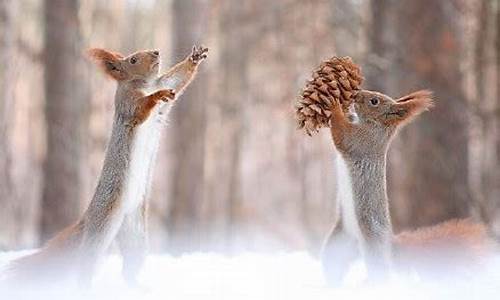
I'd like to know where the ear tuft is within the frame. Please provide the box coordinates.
[388,90,434,126]
[398,89,434,114]
[86,48,124,61]
[86,48,127,81]
[397,90,433,106]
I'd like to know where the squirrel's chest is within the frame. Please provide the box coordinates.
[335,152,362,239]
[122,111,163,213]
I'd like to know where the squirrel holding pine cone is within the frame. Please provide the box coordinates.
[296,56,496,285]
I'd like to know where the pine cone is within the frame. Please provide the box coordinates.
[296,56,363,135]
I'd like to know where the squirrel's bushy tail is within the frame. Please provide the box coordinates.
[393,219,495,277]
[1,221,84,287]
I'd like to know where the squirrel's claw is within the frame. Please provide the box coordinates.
[190,45,209,64]
[158,89,175,102]
[331,97,342,112]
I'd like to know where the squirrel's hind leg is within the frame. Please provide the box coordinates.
[78,204,126,288]
[358,226,393,284]
[321,218,360,287]
[116,201,148,287]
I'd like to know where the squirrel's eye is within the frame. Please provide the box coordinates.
[130,57,137,64]
[369,97,379,106]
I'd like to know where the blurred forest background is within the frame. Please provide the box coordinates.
[0,0,499,255]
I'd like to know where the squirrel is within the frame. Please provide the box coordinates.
[1,46,208,288]
[321,90,495,285]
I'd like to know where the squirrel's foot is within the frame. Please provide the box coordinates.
[122,275,152,294]
[190,45,208,64]
[157,89,175,102]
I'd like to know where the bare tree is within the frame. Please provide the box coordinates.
[391,1,472,229]
[366,0,476,230]
[365,0,411,228]
[166,0,210,254]
[467,0,500,235]
[40,0,89,242]
[364,0,399,92]
[217,0,249,250]
[494,1,500,236]
[201,0,252,252]
[330,0,366,60]
[0,0,17,249]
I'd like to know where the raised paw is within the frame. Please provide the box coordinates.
[331,97,343,113]
[190,45,209,64]
[157,89,175,102]
[329,96,346,125]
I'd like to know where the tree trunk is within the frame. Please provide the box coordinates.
[218,2,247,251]
[394,0,472,228]
[330,0,366,60]
[466,0,500,228]
[40,0,89,243]
[495,1,500,236]
[0,0,17,249]
[166,0,210,254]
[202,0,249,252]
[367,0,473,230]
[364,0,399,92]
[365,0,413,229]
[449,0,500,239]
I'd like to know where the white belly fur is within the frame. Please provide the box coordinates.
[335,150,362,239]
[122,102,170,213]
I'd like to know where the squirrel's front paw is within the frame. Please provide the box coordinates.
[329,97,341,112]
[190,45,208,64]
[157,89,175,102]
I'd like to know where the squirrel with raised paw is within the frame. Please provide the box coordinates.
[2,46,208,289]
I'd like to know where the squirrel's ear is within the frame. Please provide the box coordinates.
[386,90,433,126]
[87,48,128,81]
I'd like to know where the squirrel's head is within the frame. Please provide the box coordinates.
[87,48,160,82]
[352,89,433,134]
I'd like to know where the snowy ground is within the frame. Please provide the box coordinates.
[1,251,499,300]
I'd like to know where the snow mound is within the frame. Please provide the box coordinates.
[1,251,499,300]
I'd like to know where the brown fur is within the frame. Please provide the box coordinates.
[132,89,175,126]
[385,90,434,126]
[394,219,494,275]
[87,48,127,80]
[395,219,489,251]
[3,222,84,286]
[329,90,433,156]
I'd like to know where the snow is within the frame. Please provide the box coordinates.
[1,251,499,300]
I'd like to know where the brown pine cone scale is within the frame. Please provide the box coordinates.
[295,56,363,135]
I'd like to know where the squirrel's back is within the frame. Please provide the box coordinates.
[393,219,495,277]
